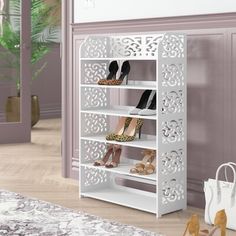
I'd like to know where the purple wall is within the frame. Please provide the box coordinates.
[31,44,61,119]
[0,44,61,122]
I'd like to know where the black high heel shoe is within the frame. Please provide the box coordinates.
[139,93,156,116]
[98,61,119,85]
[129,90,152,115]
[102,61,130,86]
[114,61,130,85]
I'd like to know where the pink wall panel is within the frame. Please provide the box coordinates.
[187,33,226,207]
[0,45,61,122]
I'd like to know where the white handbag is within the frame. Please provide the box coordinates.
[204,162,236,230]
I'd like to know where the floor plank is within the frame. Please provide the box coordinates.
[0,119,234,235]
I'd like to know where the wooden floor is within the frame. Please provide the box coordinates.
[0,118,234,236]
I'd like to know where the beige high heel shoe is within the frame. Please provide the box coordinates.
[105,145,122,168]
[94,144,114,166]
[130,149,155,174]
[200,210,227,236]
[183,214,200,236]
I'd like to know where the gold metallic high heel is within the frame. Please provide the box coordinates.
[139,155,156,175]
[115,118,143,142]
[130,149,155,174]
[106,117,132,141]
[200,210,227,236]
[183,214,200,236]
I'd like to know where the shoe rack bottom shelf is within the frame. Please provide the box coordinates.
[81,187,156,214]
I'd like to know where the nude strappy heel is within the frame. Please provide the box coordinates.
[139,156,156,175]
[94,144,114,166]
[130,149,155,174]
[105,145,122,168]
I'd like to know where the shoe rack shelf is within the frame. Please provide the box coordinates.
[81,159,156,181]
[81,134,156,150]
[81,105,157,120]
[80,82,155,90]
[80,57,159,61]
[79,33,187,217]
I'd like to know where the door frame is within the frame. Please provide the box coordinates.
[0,0,31,144]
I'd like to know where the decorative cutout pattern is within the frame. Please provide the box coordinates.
[82,88,108,109]
[161,64,184,87]
[84,167,108,187]
[81,34,185,59]
[79,33,186,215]
[161,90,184,114]
[83,62,107,84]
[111,37,142,57]
[145,36,163,57]
[162,179,185,204]
[162,119,184,143]
[81,140,107,163]
[83,114,108,136]
[161,34,184,58]
[161,149,184,175]
[82,37,109,58]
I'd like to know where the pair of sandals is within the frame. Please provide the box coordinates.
[130,149,156,175]
[183,209,227,236]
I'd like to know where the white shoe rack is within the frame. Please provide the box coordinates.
[79,33,187,217]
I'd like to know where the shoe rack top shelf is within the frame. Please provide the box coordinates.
[80,33,185,60]
[81,106,156,120]
[80,57,157,61]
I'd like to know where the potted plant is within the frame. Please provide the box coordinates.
[0,0,60,126]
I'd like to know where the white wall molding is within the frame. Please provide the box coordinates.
[74,0,236,23]
[73,13,236,36]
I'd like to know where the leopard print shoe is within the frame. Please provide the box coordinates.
[98,61,130,86]
[97,61,118,85]
[105,117,132,141]
[115,118,143,142]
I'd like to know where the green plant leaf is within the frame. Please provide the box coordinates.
[0,0,61,90]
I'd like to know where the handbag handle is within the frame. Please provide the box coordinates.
[224,162,236,182]
[215,163,236,202]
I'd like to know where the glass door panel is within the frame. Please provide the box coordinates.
[0,0,31,143]
[0,0,21,15]
[0,13,21,123]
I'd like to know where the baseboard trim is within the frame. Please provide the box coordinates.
[187,178,205,208]
[0,111,4,122]
[0,104,61,122]
[40,105,61,119]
